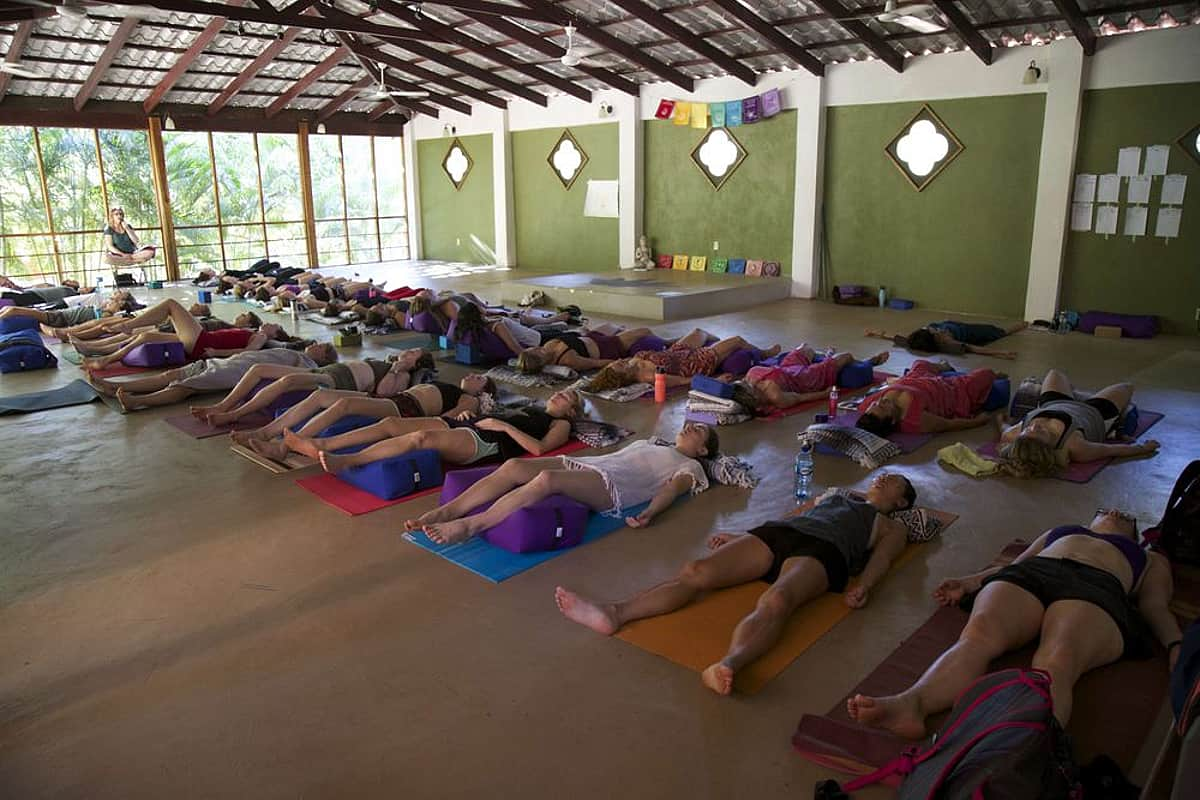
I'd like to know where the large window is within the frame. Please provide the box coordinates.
[258,133,307,265]
[374,136,409,261]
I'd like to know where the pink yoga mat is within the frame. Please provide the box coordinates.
[164,412,272,439]
[976,410,1163,483]
[87,363,162,378]
[295,439,590,516]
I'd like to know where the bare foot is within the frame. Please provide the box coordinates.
[318,450,348,473]
[701,662,735,696]
[554,587,618,635]
[83,357,110,371]
[846,694,926,740]
[230,428,267,446]
[207,411,235,426]
[282,428,322,459]
[189,405,218,421]
[761,344,782,358]
[87,375,118,397]
[248,437,289,461]
[868,351,890,367]
[406,505,456,531]
[114,387,136,413]
[423,518,475,545]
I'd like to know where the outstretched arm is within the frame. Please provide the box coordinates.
[1068,438,1160,462]
[846,517,908,607]
[1136,553,1182,670]
[934,531,1053,606]
[964,344,1017,359]
[626,473,694,528]
[919,411,992,433]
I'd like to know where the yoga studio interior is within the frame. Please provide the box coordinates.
[2,3,1199,798]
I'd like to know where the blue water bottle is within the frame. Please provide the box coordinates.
[794,439,815,502]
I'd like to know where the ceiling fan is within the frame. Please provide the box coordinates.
[359,63,429,102]
[834,1,946,34]
[0,62,45,79]
[560,22,620,68]
[8,0,159,23]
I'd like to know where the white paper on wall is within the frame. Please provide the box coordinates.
[1123,205,1148,237]
[1070,202,1093,232]
[1155,207,1182,239]
[1095,205,1119,236]
[1097,174,1121,203]
[1161,174,1187,205]
[1144,145,1170,176]
[1127,175,1152,204]
[583,180,619,218]
[1117,147,1141,177]
[1073,174,1097,202]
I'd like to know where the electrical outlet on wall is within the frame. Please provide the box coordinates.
[456,238,461,246]
[712,240,719,251]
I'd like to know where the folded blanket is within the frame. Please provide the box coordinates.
[800,424,901,469]
[571,419,633,450]
[688,399,746,415]
[648,436,758,489]
[572,379,653,403]
[488,363,579,389]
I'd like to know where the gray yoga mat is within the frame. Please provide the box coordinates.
[0,379,101,415]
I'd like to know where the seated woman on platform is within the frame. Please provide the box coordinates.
[272,389,584,476]
[995,368,1159,478]
[189,348,433,426]
[738,345,890,413]
[405,421,719,545]
[515,324,694,374]
[233,373,498,460]
[581,336,782,393]
[865,320,1027,360]
[855,359,998,437]
[847,508,1179,737]
[103,206,156,266]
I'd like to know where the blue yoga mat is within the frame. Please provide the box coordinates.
[403,501,652,583]
[0,379,100,415]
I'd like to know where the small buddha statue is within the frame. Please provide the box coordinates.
[633,234,654,270]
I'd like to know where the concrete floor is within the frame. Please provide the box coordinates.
[2,265,1198,799]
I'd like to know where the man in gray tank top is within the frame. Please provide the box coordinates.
[555,472,917,696]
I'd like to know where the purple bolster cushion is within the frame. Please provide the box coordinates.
[122,342,187,367]
[1077,310,1158,338]
[407,310,444,335]
[718,348,757,376]
[627,334,667,353]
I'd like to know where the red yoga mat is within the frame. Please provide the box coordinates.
[164,412,272,439]
[87,363,163,378]
[295,439,590,516]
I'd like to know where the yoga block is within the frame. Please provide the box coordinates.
[887,298,915,310]
[1077,310,1158,339]
[836,360,875,389]
[0,329,56,373]
[122,342,186,367]
[148,281,164,290]
[333,330,362,347]
[197,289,212,303]
[691,375,736,399]
[0,315,40,333]
[1094,325,1122,339]
[455,343,487,365]
[337,448,442,500]
[983,377,1011,412]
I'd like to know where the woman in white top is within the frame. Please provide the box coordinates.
[408,421,717,545]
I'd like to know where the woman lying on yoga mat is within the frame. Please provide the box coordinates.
[407,421,720,545]
[855,359,999,437]
[88,343,339,411]
[0,293,138,332]
[848,508,1180,736]
[555,472,916,696]
[69,297,261,354]
[515,325,699,374]
[738,346,891,412]
[581,336,782,393]
[276,389,584,477]
[188,348,433,426]
[865,320,1026,359]
[233,373,498,459]
[995,368,1159,478]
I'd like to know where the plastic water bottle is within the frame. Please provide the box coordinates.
[878,286,887,307]
[794,439,815,502]
[654,367,667,403]
[95,275,105,297]
[828,385,839,420]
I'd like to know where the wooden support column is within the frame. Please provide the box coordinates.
[296,121,319,268]
[146,116,180,280]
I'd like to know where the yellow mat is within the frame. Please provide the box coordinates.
[615,508,958,694]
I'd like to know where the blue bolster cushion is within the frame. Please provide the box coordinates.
[0,329,57,373]
[836,360,875,389]
[337,447,443,500]
[0,315,40,333]
[691,375,735,399]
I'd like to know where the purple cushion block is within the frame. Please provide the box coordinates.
[406,310,444,335]
[887,298,915,309]
[439,465,498,504]
[0,315,39,333]
[691,375,735,399]
[836,360,875,389]
[463,328,514,360]
[337,448,443,500]
[0,298,14,308]
[718,348,756,376]
[122,342,187,367]
[1078,310,1158,338]
[627,335,667,354]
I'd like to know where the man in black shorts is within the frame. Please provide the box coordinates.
[555,472,916,696]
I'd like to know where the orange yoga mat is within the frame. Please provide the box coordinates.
[616,507,958,695]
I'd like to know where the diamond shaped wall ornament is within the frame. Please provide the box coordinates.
[442,138,473,190]
[547,129,589,190]
[691,127,747,190]
[885,105,964,192]
[1177,121,1200,168]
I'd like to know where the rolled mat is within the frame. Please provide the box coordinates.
[792,538,1193,775]
[164,412,272,439]
[614,505,958,695]
[975,410,1163,483]
[294,439,590,516]
[404,500,654,583]
[0,379,100,415]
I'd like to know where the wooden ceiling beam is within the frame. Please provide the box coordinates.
[144,0,244,113]
[1048,0,1097,54]
[928,1,994,64]
[0,20,34,102]
[336,31,439,118]
[397,0,560,24]
[708,0,824,76]
[73,17,140,111]
[316,75,373,120]
[343,34,507,109]
[280,0,320,12]
[264,45,347,117]
[610,0,757,85]
[803,0,904,71]
[207,27,301,115]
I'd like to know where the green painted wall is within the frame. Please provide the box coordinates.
[644,112,796,276]
[417,133,494,263]
[824,95,1045,317]
[1061,83,1200,334]
[512,123,619,271]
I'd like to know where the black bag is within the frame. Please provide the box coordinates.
[114,272,136,287]
[1145,460,1200,565]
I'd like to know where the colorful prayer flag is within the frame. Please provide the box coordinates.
[690,102,707,129]
[673,101,690,126]
[742,96,760,124]
[725,100,742,127]
[761,88,781,118]
[710,102,726,128]
[655,99,676,120]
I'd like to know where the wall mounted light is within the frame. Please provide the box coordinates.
[164,114,176,130]
[316,122,327,134]
[1022,60,1042,85]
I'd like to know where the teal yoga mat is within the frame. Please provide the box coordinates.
[403,501,652,583]
[0,379,100,415]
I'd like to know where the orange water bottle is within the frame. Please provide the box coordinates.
[654,367,667,403]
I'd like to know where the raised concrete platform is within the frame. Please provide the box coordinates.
[501,269,792,320]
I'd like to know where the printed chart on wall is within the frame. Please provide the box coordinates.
[1074,143,1186,242]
